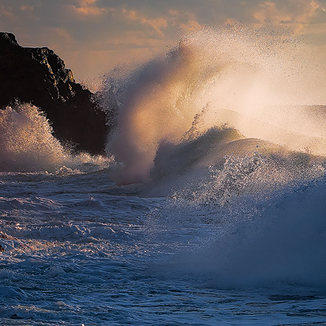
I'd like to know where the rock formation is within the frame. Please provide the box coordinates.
[0,32,115,155]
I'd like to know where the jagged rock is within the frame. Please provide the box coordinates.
[0,32,115,155]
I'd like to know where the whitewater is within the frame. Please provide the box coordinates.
[1,26,326,325]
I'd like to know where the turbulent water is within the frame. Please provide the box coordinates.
[1,26,326,325]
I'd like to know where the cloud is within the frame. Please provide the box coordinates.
[116,7,168,38]
[253,2,292,24]
[1,0,326,79]
[68,0,106,18]
[167,10,204,34]
[116,6,208,39]
[0,4,14,18]
[252,0,324,32]
[20,5,34,12]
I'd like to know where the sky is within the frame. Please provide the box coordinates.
[1,0,326,81]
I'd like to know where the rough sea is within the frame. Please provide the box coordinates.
[1,26,326,325]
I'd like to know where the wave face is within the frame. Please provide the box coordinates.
[103,26,326,185]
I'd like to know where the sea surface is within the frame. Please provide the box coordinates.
[1,26,326,325]
[1,168,326,326]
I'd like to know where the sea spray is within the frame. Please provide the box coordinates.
[160,176,326,288]
[144,129,326,288]
[0,103,113,173]
[103,25,326,184]
[0,103,66,171]
[145,149,326,288]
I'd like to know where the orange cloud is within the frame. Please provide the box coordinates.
[253,0,323,32]
[70,0,105,18]
[20,5,34,12]
[253,2,292,24]
[168,10,204,33]
[5,0,324,80]
[0,4,14,18]
[119,8,168,38]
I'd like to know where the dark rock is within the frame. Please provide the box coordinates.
[0,32,116,155]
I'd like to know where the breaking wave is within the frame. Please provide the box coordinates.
[0,103,112,174]
[1,24,326,292]
[100,25,326,287]
[103,25,326,185]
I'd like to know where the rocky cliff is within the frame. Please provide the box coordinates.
[0,32,113,155]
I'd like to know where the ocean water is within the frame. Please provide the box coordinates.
[1,26,326,325]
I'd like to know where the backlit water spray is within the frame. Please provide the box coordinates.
[104,25,326,184]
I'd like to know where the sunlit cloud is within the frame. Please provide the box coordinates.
[253,2,292,24]
[1,0,326,79]
[0,4,14,18]
[118,7,168,38]
[167,10,204,34]
[253,0,324,32]
[20,5,34,12]
[69,0,106,18]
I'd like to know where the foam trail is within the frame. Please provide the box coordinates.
[104,25,326,184]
